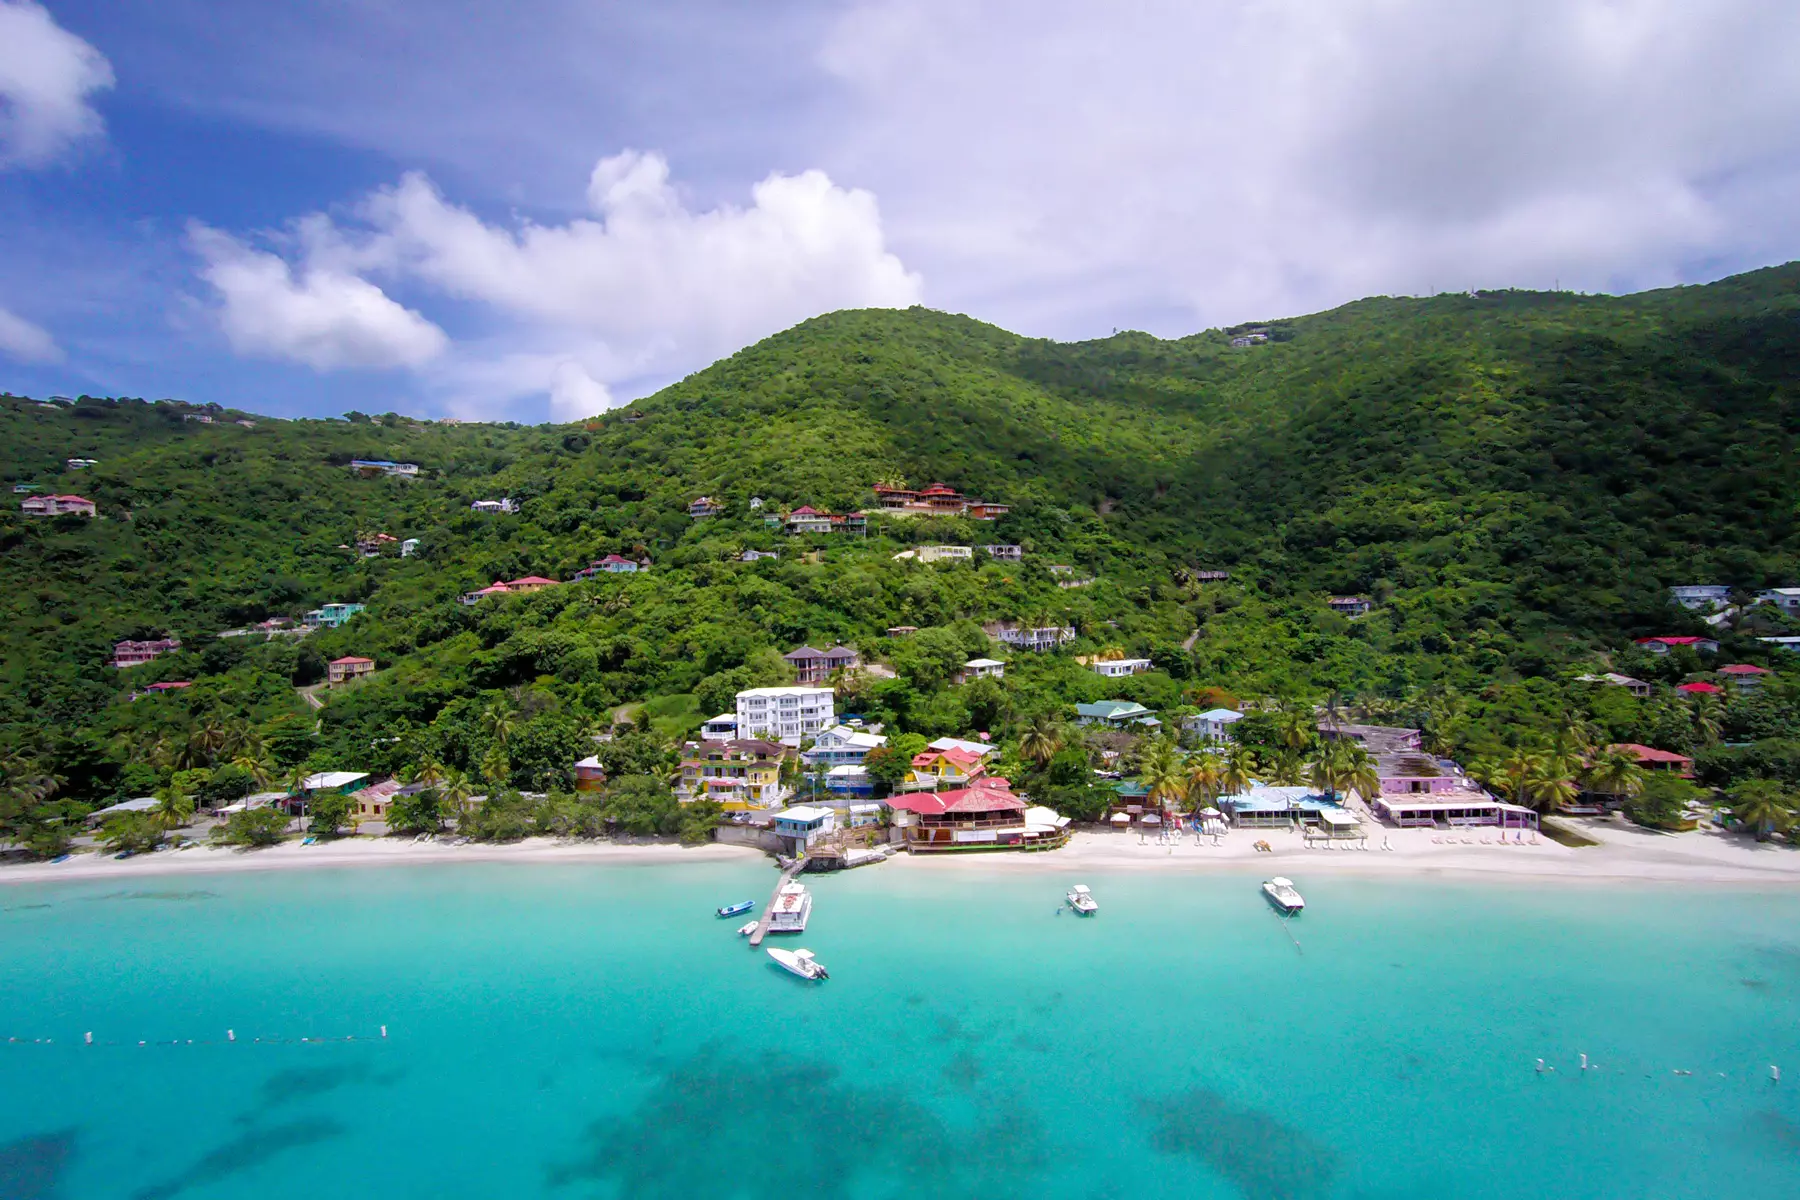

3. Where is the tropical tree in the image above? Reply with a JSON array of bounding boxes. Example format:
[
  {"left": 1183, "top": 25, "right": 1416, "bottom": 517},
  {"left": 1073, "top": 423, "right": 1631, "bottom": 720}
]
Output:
[
  {"left": 1273, "top": 707, "right": 1315, "bottom": 753},
  {"left": 1219, "top": 746, "right": 1260, "bottom": 798},
  {"left": 479, "top": 743, "right": 511, "bottom": 789},
  {"left": 1525, "top": 760, "right": 1579, "bottom": 816},
  {"left": 481, "top": 703, "right": 517, "bottom": 751},
  {"left": 1584, "top": 748, "right": 1645, "bottom": 805},
  {"left": 1139, "top": 739, "right": 1186, "bottom": 817},
  {"left": 440, "top": 769, "right": 476, "bottom": 827},
  {"left": 1182, "top": 749, "right": 1223, "bottom": 810},
  {"left": 153, "top": 783, "right": 194, "bottom": 831},
  {"left": 230, "top": 749, "right": 276, "bottom": 791},
  {"left": 1018, "top": 714, "right": 1066, "bottom": 770},
  {"left": 1728, "top": 778, "right": 1794, "bottom": 842},
  {"left": 1689, "top": 694, "right": 1724, "bottom": 746},
  {"left": 1268, "top": 748, "right": 1306, "bottom": 786},
  {"left": 1499, "top": 749, "right": 1546, "bottom": 809}
]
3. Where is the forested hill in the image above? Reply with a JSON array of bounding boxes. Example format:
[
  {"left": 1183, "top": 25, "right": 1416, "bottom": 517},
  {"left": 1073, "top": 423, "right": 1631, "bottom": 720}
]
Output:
[{"left": 3, "top": 263, "right": 1799, "bottom": 811}]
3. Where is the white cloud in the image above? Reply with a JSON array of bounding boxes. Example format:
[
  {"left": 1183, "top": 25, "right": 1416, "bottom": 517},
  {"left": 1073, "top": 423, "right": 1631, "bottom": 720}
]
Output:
[
  {"left": 194, "top": 151, "right": 920, "bottom": 417},
  {"left": 0, "top": 0, "right": 113, "bottom": 167},
  {"left": 815, "top": 0, "right": 1800, "bottom": 331},
  {"left": 188, "top": 224, "right": 449, "bottom": 371},
  {"left": 0, "top": 303, "right": 61, "bottom": 362}
]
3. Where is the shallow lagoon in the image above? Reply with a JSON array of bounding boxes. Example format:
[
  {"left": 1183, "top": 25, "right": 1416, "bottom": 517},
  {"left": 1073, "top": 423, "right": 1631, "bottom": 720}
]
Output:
[{"left": 2, "top": 864, "right": 1798, "bottom": 1199}]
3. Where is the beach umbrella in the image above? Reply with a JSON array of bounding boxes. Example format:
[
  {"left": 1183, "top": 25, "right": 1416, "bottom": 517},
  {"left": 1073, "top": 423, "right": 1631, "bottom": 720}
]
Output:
[
  {"left": 1110, "top": 812, "right": 1130, "bottom": 825},
  {"left": 1200, "top": 807, "right": 1222, "bottom": 817},
  {"left": 1142, "top": 814, "right": 1162, "bottom": 825}
]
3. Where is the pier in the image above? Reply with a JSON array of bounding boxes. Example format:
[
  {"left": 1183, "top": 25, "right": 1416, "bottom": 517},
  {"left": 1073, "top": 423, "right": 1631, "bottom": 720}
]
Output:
[{"left": 747, "top": 859, "right": 805, "bottom": 947}]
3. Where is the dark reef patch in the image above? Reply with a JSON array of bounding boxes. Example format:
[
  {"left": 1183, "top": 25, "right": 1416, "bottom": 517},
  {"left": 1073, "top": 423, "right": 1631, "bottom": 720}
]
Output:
[
  {"left": 0, "top": 1130, "right": 76, "bottom": 1199},
  {"left": 132, "top": 1119, "right": 345, "bottom": 1200},
  {"left": 1143, "top": 1086, "right": 1339, "bottom": 1200},
  {"left": 254, "top": 1061, "right": 402, "bottom": 1109}
]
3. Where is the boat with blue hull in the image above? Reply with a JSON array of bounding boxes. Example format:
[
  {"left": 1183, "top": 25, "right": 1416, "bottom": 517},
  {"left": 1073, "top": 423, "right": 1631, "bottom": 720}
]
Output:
[{"left": 716, "top": 900, "right": 755, "bottom": 918}]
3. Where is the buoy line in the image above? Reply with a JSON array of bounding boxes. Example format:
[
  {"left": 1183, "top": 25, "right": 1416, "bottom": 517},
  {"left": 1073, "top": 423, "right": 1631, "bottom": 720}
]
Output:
[{"left": 9, "top": 1025, "right": 389, "bottom": 1047}]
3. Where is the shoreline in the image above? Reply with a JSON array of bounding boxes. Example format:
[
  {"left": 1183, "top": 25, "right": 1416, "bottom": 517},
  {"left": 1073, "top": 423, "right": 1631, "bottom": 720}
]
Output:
[{"left": 4, "top": 820, "right": 1798, "bottom": 889}]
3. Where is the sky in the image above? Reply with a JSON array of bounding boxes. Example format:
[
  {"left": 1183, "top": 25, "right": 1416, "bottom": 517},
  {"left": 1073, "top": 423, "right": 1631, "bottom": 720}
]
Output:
[{"left": 2, "top": 1, "right": 1799, "bottom": 423}]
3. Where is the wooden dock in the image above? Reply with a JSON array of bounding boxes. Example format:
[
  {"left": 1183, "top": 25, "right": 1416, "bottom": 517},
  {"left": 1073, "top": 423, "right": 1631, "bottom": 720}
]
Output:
[{"left": 747, "top": 860, "right": 804, "bottom": 947}]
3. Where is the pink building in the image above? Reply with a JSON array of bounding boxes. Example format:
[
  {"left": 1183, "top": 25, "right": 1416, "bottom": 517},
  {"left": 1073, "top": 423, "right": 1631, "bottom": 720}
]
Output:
[
  {"left": 112, "top": 638, "right": 182, "bottom": 669},
  {"left": 21, "top": 494, "right": 96, "bottom": 517}
]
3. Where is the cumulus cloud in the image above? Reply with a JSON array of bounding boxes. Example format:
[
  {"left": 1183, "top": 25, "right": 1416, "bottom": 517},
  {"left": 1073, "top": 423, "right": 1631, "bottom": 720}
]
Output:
[
  {"left": 195, "top": 151, "right": 920, "bottom": 416},
  {"left": 0, "top": 0, "right": 113, "bottom": 167},
  {"left": 188, "top": 224, "right": 449, "bottom": 370},
  {"left": 815, "top": 0, "right": 1800, "bottom": 331},
  {"left": 0, "top": 303, "right": 61, "bottom": 362}
]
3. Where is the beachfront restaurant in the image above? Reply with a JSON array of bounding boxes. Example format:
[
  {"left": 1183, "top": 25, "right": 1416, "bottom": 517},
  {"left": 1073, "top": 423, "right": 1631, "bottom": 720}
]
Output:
[
  {"left": 1370, "top": 791, "right": 1538, "bottom": 830},
  {"left": 1223, "top": 785, "right": 1314, "bottom": 827},
  {"left": 885, "top": 781, "right": 1070, "bottom": 852}
]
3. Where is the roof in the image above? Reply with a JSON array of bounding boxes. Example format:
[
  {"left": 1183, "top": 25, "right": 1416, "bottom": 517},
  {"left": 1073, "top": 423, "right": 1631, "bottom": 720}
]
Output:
[
  {"left": 912, "top": 746, "right": 984, "bottom": 769},
  {"left": 736, "top": 686, "right": 833, "bottom": 699},
  {"left": 1676, "top": 681, "right": 1723, "bottom": 693},
  {"left": 329, "top": 656, "right": 374, "bottom": 665},
  {"left": 1718, "top": 663, "right": 1771, "bottom": 675},
  {"left": 507, "top": 576, "right": 560, "bottom": 586},
  {"left": 574, "top": 756, "right": 603, "bottom": 769},
  {"left": 92, "top": 797, "right": 160, "bottom": 816},
  {"left": 1076, "top": 700, "right": 1151, "bottom": 719},
  {"left": 887, "top": 783, "right": 1025, "bottom": 816},
  {"left": 1609, "top": 743, "right": 1695, "bottom": 765},
  {"left": 144, "top": 681, "right": 191, "bottom": 691},
  {"left": 963, "top": 658, "right": 1005, "bottom": 668},
  {"left": 301, "top": 771, "right": 369, "bottom": 789},
  {"left": 1194, "top": 708, "right": 1243, "bottom": 721},
  {"left": 928, "top": 737, "right": 997, "bottom": 757},
  {"left": 826, "top": 765, "right": 869, "bottom": 778},
  {"left": 1636, "top": 636, "right": 1714, "bottom": 645},
  {"left": 597, "top": 554, "right": 637, "bottom": 565},
  {"left": 784, "top": 646, "right": 828, "bottom": 660},
  {"left": 774, "top": 805, "right": 833, "bottom": 823}
]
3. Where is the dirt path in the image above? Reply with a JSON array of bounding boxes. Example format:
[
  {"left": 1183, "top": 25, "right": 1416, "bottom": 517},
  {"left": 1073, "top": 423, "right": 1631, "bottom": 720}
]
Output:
[{"left": 296, "top": 684, "right": 325, "bottom": 711}]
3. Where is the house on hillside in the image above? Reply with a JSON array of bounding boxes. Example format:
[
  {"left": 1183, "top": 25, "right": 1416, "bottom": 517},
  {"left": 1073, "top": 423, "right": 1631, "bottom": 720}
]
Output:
[
  {"left": 981, "top": 544, "right": 1023, "bottom": 561},
  {"left": 1075, "top": 700, "right": 1158, "bottom": 729},
  {"left": 700, "top": 714, "right": 738, "bottom": 741},
  {"left": 1183, "top": 708, "right": 1244, "bottom": 742},
  {"left": 1318, "top": 723, "right": 1422, "bottom": 753},
  {"left": 885, "top": 778, "right": 1068, "bottom": 851},
  {"left": 327, "top": 656, "right": 375, "bottom": 686},
  {"left": 1088, "top": 657, "right": 1152, "bottom": 678},
  {"left": 1609, "top": 743, "right": 1695, "bottom": 774},
  {"left": 112, "top": 638, "right": 182, "bottom": 669},
  {"left": 1670, "top": 585, "right": 1731, "bottom": 611},
  {"left": 1327, "top": 596, "right": 1372, "bottom": 617},
  {"left": 955, "top": 658, "right": 1005, "bottom": 684},
  {"left": 900, "top": 747, "right": 989, "bottom": 792},
  {"left": 65, "top": 458, "right": 98, "bottom": 470},
  {"left": 1718, "top": 664, "right": 1771, "bottom": 692},
  {"left": 1230, "top": 333, "right": 1269, "bottom": 347},
  {"left": 689, "top": 496, "right": 722, "bottom": 518},
  {"left": 400, "top": 538, "right": 420, "bottom": 557},
  {"left": 886, "top": 625, "right": 919, "bottom": 637},
  {"left": 21, "top": 494, "right": 96, "bottom": 517},
  {"left": 784, "top": 506, "right": 869, "bottom": 535},
  {"left": 740, "top": 549, "right": 780, "bottom": 562},
  {"left": 1676, "top": 680, "right": 1724, "bottom": 696},
  {"left": 470, "top": 498, "right": 517, "bottom": 514},
  {"left": 784, "top": 645, "right": 861, "bottom": 684},
  {"left": 572, "top": 554, "right": 643, "bottom": 580},
  {"left": 349, "top": 460, "right": 419, "bottom": 478},
  {"left": 801, "top": 725, "right": 887, "bottom": 768},
  {"left": 1758, "top": 587, "right": 1800, "bottom": 614},
  {"left": 991, "top": 623, "right": 1075, "bottom": 652},
  {"left": 680, "top": 739, "right": 790, "bottom": 809},
  {"left": 1635, "top": 636, "right": 1720, "bottom": 655},
  {"left": 1576, "top": 672, "right": 1651, "bottom": 698},
  {"left": 304, "top": 602, "right": 365, "bottom": 629},
  {"left": 871, "top": 483, "right": 1009, "bottom": 520},
  {"left": 457, "top": 576, "right": 558, "bottom": 604},
  {"left": 735, "top": 686, "right": 835, "bottom": 743},
  {"left": 916, "top": 545, "right": 973, "bottom": 563}
]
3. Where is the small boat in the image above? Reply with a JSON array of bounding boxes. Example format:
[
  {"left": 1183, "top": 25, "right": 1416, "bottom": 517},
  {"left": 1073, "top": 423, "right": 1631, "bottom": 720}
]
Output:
[
  {"left": 1066, "top": 884, "right": 1098, "bottom": 915},
  {"left": 1262, "top": 877, "right": 1305, "bottom": 914},
  {"left": 735, "top": 921, "right": 758, "bottom": 937},
  {"left": 301, "top": 836, "right": 317, "bottom": 846},
  {"left": 766, "top": 882, "right": 813, "bottom": 933},
  {"left": 716, "top": 899, "right": 755, "bottom": 918},
  {"left": 767, "top": 947, "right": 829, "bottom": 981}
]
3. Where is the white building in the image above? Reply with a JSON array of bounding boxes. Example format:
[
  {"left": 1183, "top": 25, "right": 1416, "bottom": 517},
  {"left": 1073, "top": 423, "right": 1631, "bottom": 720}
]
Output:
[
  {"left": 981, "top": 544, "right": 1023, "bottom": 561},
  {"left": 916, "top": 545, "right": 974, "bottom": 563},
  {"left": 400, "top": 538, "right": 420, "bottom": 557},
  {"left": 996, "top": 625, "right": 1075, "bottom": 652},
  {"left": 801, "top": 725, "right": 887, "bottom": 768},
  {"left": 1183, "top": 708, "right": 1244, "bottom": 742},
  {"left": 928, "top": 737, "right": 998, "bottom": 758},
  {"left": 1758, "top": 587, "right": 1800, "bottom": 614},
  {"left": 1670, "top": 585, "right": 1731, "bottom": 610},
  {"left": 470, "top": 499, "right": 517, "bottom": 514},
  {"left": 956, "top": 657, "right": 1005, "bottom": 683},
  {"left": 735, "top": 687, "right": 836, "bottom": 744},
  {"left": 1089, "top": 658, "right": 1152, "bottom": 678},
  {"left": 700, "top": 714, "right": 739, "bottom": 741}
]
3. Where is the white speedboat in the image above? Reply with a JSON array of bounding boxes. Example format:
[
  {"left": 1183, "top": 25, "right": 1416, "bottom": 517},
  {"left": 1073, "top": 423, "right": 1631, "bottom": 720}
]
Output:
[
  {"left": 735, "top": 920, "right": 758, "bottom": 937},
  {"left": 1262, "top": 877, "right": 1304, "bottom": 914},
  {"left": 766, "top": 882, "right": 812, "bottom": 933},
  {"left": 1066, "top": 884, "right": 1098, "bottom": 915},
  {"left": 768, "top": 947, "right": 829, "bottom": 980}
]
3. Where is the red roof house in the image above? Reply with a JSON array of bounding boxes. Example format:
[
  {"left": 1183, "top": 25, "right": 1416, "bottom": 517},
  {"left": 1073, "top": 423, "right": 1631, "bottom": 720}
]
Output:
[
  {"left": 1635, "top": 636, "right": 1720, "bottom": 654},
  {"left": 1608, "top": 743, "right": 1695, "bottom": 773},
  {"left": 327, "top": 655, "right": 376, "bottom": 686},
  {"left": 1675, "top": 681, "right": 1723, "bottom": 695}
]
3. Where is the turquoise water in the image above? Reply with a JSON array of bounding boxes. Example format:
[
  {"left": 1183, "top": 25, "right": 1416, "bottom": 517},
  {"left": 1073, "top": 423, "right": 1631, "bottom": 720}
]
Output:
[{"left": 2, "top": 863, "right": 1799, "bottom": 1199}]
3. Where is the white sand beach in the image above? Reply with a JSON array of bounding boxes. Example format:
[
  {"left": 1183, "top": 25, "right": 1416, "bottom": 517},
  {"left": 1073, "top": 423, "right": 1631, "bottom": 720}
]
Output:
[{"left": 4, "top": 819, "right": 1798, "bottom": 887}]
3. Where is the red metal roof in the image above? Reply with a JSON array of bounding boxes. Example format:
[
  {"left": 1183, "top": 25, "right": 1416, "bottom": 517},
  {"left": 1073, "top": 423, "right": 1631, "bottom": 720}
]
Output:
[
  {"left": 1636, "top": 636, "right": 1712, "bottom": 645},
  {"left": 1610, "top": 743, "right": 1695, "bottom": 765},
  {"left": 1676, "top": 681, "right": 1723, "bottom": 693},
  {"left": 330, "top": 656, "right": 374, "bottom": 665},
  {"left": 507, "top": 576, "right": 560, "bottom": 586},
  {"left": 1718, "top": 663, "right": 1770, "bottom": 675}
]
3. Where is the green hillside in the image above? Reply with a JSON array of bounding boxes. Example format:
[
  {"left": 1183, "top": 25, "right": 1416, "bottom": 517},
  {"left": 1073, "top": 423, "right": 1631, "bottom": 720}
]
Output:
[{"left": 4, "top": 264, "right": 1800, "bottom": 835}]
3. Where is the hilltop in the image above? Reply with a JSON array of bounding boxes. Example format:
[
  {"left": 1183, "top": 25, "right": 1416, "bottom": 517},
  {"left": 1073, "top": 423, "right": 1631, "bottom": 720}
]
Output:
[{"left": 2, "top": 264, "right": 1799, "bottom": 819}]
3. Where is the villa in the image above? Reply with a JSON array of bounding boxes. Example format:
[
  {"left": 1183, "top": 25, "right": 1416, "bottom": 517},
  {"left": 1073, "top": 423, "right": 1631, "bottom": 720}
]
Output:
[
  {"left": 1758, "top": 587, "right": 1800, "bottom": 614},
  {"left": 1327, "top": 595, "right": 1372, "bottom": 617},
  {"left": 1609, "top": 743, "right": 1695, "bottom": 775},
  {"left": 304, "top": 602, "right": 365, "bottom": 628},
  {"left": 1075, "top": 700, "right": 1158, "bottom": 729},
  {"left": 928, "top": 737, "right": 998, "bottom": 758},
  {"left": 783, "top": 644, "right": 862, "bottom": 683},
  {"left": 112, "top": 638, "right": 182, "bottom": 669},
  {"left": 886, "top": 625, "right": 919, "bottom": 637},
  {"left": 783, "top": 506, "right": 869, "bottom": 536},
  {"left": 469, "top": 498, "right": 517, "bottom": 514},
  {"left": 688, "top": 496, "right": 722, "bottom": 518},
  {"left": 955, "top": 658, "right": 1005, "bottom": 684},
  {"left": 1635, "top": 636, "right": 1720, "bottom": 655},
  {"left": 735, "top": 686, "right": 835, "bottom": 743},
  {"left": 1183, "top": 708, "right": 1244, "bottom": 742},
  {"left": 327, "top": 656, "right": 375, "bottom": 686},
  {"left": 1671, "top": 585, "right": 1731, "bottom": 610},
  {"left": 885, "top": 779, "right": 1069, "bottom": 852},
  {"left": 1718, "top": 663, "right": 1771, "bottom": 691},
  {"left": 1088, "top": 657, "right": 1152, "bottom": 678},
  {"left": 1319, "top": 723, "right": 1422, "bottom": 753},
  {"left": 740, "top": 549, "right": 780, "bottom": 562},
  {"left": 21, "top": 494, "right": 96, "bottom": 517},
  {"left": 679, "top": 739, "right": 790, "bottom": 810},
  {"left": 65, "top": 458, "right": 98, "bottom": 470},
  {"left": 1577, "top": 672, "right": 1651, "bottom": 698},
  {"left": 400, "top": 538, "right": 420, "bottom": 557},
  {"left": 981, "top": 544, "right": 1023, "bottom": 560},
  {"left": 700, "top": 714, "right": 739, "bottom": 741},
  {"left": 349, "top": 460, "right": 419, "bottom": 478},
  {"left": 572, "top": 554, "right": 643, "bottom": 580},
  {"left": 801, "top": 725, "right": 887, "bottom": 768},
  {"left": 1676, "top": 681, "right": 1724, "bottom": 696},
  {"left": 901, "top": 746, "right": 989, "bottom": 792},
  {"left": 574, "top": 756, "right": 606, "bottom": 792},
  {"left": 871, "top": 483, "right": 1009, "bottom": 520},
  {"left": 915, "top": 545, "right": 973, "bottom": 563},
  {"left": 457, "top": 576, "right": 560, "bottom": 604},
  {"left": 990, "top": 623, "right": 1075, "bottom": 652}
]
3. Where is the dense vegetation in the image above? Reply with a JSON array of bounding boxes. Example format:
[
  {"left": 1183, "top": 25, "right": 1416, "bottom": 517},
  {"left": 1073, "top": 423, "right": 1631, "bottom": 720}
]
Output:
[{"left": 4, "top": 263, "right": 1800, "bottom": 848}]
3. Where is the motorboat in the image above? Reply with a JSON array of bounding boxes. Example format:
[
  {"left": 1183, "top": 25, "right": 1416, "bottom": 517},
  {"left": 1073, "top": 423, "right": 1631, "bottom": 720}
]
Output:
[
  {"left": 1262, "top": 877, "right": 1304, "bottom": 914},
  {"left": 1066, "top": 884, "right": 1098, "bottom": 915},
  {"left": 735, "top": 920, "right": 759, "bottom": 937},
  {"left": 767, "top": 947, "right": 829, "bottom": 981},
  {"left": 766, "top": 882, "right": 813, "bottom": 933},
  {"left": 716, "top": 899, "right": 755, "bottom": 918}
]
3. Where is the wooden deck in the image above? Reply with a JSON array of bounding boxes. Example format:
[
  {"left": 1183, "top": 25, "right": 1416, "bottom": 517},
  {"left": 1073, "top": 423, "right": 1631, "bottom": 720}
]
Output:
[{"left": 747, "top": 860, "right": 804, "bottom": 947}]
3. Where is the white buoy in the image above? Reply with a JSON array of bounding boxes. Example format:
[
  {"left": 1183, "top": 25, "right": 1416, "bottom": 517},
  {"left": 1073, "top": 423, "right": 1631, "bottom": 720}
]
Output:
[
  {"left": 1773, "top": 1065, "right": 1781, "bottom": 1085},
  {"left": 84, "top": 1032, "right": 92, "bottom": 1045},
  {"left": 380, "top": 1025, "right": 388, "bottom": 1039},
  {"left": 1580, "top": 1053, "right": 1589, "bottom": 1071},
  {"left": 227, "top": 1029, "right": 235, "bottom": 1042},
  {"left": 1536, "top": 1058, "right": 1545, "bottom": 1074}
]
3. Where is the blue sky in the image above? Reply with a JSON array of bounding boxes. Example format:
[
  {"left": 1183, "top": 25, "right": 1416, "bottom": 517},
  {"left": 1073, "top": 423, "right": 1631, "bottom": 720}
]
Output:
[{"left": 3, "top": 0, "right": 1800, "bottom": 423}]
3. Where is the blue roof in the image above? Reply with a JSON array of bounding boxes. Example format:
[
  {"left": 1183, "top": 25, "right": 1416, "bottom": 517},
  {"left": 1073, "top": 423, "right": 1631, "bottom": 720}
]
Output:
[{"left": 1113, "top": 780, "right": 1150, "bottom": 798}]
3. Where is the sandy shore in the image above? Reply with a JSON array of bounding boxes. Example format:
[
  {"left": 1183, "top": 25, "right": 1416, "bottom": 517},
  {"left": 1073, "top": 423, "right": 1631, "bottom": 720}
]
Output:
[{"left": 4, "top": 820, "right": 1798, "bottom": 888}]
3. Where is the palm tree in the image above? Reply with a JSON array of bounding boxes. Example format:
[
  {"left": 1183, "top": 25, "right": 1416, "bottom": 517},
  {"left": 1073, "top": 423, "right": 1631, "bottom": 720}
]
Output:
[
  {"left": 440, "top": 769, "right": 475, "bottom": 827},
  {"left": 1219, "top": 746, "right": 1259, "bottom": 799},
  {"left": 1139, "top": 739, "right": 1186, "bottom": 818},
  {"left": 1268, "top": 748, "right": 1306, "bottom": 786},
  {"left": 481, "top": 703, "right": 516, "bottom": 748},
  {"left": 1273, "top": 707, "right": 1315, "bottom": 753},
  {"left": 1018, "top": 714, "right": 1065, "bottom": 769},
  {"left": 1345, "top": 757, "right": 1381, "bottom": 807},
  {"left": 231, "top": 750, "right": 276, "bottom": 791},
  {"left": 1182, "top": 750, "right": 1223, "bottom": 810},
  {"left": 414, "top": 757, "right": 447, "bottom": 789},
  {"left": 1728, "top": 779, "right": 1793, "bottom": 841},
  {"left": 1465, "top": 757, "right": 1503, "bottom": 794},
  {"left": 1689, "top": 694, "right": 1724, "bottom": 746},
  {"left": 1499, "top": 749, "right": 1546, "bottom": 810},
  {"left": 153, "top": 784, "right": 194, "bottom": 831},
  {"left": 1584, "top": 748, "right": 1645, "bottom": 805},
  {"left": 1526, "top": 767, "right": 1579, "bottom": 817}
]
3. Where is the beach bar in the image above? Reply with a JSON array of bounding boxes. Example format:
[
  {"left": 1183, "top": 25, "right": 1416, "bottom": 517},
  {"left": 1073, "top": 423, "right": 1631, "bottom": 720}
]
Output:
[{"left": 1370, "top": 792, "right": 1538, "bottom": 829}]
